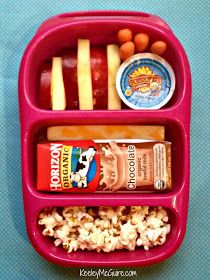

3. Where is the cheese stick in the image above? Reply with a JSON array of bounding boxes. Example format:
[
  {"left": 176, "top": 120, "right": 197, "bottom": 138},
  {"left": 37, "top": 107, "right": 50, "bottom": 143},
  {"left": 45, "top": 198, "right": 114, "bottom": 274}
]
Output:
[{"left": 47, "top": 125, "right": 165, "bottom": 141}]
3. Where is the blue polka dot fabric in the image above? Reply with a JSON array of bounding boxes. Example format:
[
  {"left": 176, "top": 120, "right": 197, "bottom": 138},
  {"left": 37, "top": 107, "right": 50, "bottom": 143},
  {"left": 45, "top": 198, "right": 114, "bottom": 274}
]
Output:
[{"left": 1, "top": 0, "right": 210, "bottom": 279}]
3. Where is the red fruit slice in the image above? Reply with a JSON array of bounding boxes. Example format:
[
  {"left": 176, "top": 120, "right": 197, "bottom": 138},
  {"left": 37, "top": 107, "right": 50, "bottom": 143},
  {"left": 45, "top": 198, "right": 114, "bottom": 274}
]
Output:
[
  {"left": 40, "top": 46, "right": 110, "bottom": 110},
  {"left": 39, "top": 61, "right": 52, "bottom": 109},
  {"left": 62, "top": 50, "right": 79, "bottom": 110},
  {"left": 90, "top": 47, "right": 108, "bottom": 109}
]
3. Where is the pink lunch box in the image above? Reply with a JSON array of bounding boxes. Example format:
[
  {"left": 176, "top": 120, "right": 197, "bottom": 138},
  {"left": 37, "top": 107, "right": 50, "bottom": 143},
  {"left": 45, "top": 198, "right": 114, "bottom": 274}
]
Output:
[{"left": 18, "top": 10, "right": 191, "bottom": 267}]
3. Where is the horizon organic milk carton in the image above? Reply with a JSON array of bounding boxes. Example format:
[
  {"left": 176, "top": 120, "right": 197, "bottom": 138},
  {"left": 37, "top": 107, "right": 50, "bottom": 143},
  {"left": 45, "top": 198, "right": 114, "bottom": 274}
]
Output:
[{"left": 37, "top": 140, "right": 172, "bottom": 192}]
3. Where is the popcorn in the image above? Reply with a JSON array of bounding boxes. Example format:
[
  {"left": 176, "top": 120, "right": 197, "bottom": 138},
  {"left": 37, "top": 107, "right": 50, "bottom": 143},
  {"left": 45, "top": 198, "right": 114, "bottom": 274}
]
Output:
[
  {"left": 116, "top": 206, "right": 127, "bottom": 219},
  {"left": 54, "top": 239, "right": 62, "bottom": 247},
  {"left": 42, "top": 227, "right": 54, "bottom": 237},
  {"left": 136, "top": 238, "right": 143, "bottom": 246},
  {"left": 38, "top": 206, "right": 171, "bottom": 253},
  {"left": 87, "top": 208, "right": 98, "bottom": 218},
  {"left": 156, "top": 207, "right": 168, "bottom": 219},
  {"left": 103, "top": 236, "right": 119, "bottom": 252},
  {"left": 98, "top": 207, "right": 115, "bottom": 220},
  {"left": 147, "top": 228, "right": 162, "bottom": 242},
  {"left": 38, "top": 208, "right": 63, "bottom": 228},
  {"left": 89, "top": 229, "right": 102, "bottom": 245},
  {"left": 146, "top": 216, "right": 164, "bottom": 229},
  {"left": 131, "top": 206, "right": 149, "bottom": 216},
  {"left": 83, "top": 222, "right": 94, "bottom": 231},
  {"left": 120, "top": 221, "right": 137, "bottom": 245},
  {"left": 136, "top": 220, "right": 147, "bottom": 233},
  {"left": 63, "top": 238, "right": 79, "bottom": 252},
  {"left": 77, "top": 228, "right": 90, "bottom": 241},
  {"left": 53, "top": 224, "right": 72, "bottom": 242},
  {"left": 126, "top": 239, "right": 137, "bottom": 251},
  {"left": 62, "top": 207, "right": 76, "bottom": 218},
  {"left": 94, "top": 219, "right": 110, "bottom": 230},
  {"left": 110, "top": 214, "right": 118, "bottom": 225},
  {"left": 77, "top": 211, "right": 94, "bottom": 222}
]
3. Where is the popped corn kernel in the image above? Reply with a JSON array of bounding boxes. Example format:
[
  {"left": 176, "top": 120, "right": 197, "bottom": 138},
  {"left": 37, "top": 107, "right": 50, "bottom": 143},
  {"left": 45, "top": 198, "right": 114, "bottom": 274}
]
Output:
[
  {"left": 42, "top": 227, "right": 54, "bottom": 237},
  {"left": 146, "top": 216, "right": 164, "bottom": 229},
  {"left": 136, "top": 238, "right": 143, "bottom": 246},
  {"left": 98, "top": 207, "right": 115, "bottom": 220},
  {"left": 38, "top": 206, "right": 170, "bottom": 253},
  {"left": 83, "top": 222, "right": 94, "bottom": 231},
  {"left": 63, "top": 238, "right": 78, "bottom": 252},
  {"left": 136, "top": 221, "right": 147, "bottom": 233},
  {"left": 120, "top": 221, "right": 138, "bottom": 245},
  {"left": 53, "top": 224, "right": 71, "bottom": 242}
]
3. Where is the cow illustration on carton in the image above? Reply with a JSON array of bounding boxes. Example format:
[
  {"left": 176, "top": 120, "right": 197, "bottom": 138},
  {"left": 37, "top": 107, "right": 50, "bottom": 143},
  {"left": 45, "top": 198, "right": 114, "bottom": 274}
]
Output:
[{"left": 70, "top": 146, "right": 96, "bottom": 188}]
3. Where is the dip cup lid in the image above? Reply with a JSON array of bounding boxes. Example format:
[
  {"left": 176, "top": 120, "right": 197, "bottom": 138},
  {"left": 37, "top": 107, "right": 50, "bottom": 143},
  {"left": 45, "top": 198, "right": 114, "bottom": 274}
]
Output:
[{"left": 116, "top": 53, "right": 176, "bottom": 110}]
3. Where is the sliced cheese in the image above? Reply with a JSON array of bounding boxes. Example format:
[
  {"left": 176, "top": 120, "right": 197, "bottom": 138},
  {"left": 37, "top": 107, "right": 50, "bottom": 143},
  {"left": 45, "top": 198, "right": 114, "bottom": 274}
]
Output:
[
  {"left": 77, "top": 39, "right": 93, "bottom": 110},
  {"left": 47, "top": 125, "right": 165, "bottom": 141},
  {"left": 107, "top": 45, "right": 121, "bottom": 110},
  {"left": 51, "top": 57, "right": 66, "bottom": 110}
]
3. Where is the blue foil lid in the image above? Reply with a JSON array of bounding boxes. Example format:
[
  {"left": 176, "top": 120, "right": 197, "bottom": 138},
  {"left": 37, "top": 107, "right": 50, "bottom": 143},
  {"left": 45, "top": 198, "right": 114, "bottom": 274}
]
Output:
[{"left": 116, "top": 53, "right": 176, "bottom": 109}]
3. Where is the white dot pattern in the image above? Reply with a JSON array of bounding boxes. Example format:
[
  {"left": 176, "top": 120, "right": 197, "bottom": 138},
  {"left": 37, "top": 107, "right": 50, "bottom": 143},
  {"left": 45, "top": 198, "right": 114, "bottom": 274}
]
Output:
[{"left": 0, "top": 0, "right": 210, "bottom": 279}]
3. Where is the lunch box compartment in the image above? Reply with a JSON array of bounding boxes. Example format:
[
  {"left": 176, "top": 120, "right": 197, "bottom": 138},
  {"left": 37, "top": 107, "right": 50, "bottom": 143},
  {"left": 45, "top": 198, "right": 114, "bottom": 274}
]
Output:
[
  {"left": 31, "top": 206, "right": 178, "bottom": 266},
  {"left": 25, "top": 119, "right": 185, "bottom": 195},
  {"left": 21, "top": 19, "right": 188, "bottom": 110}
]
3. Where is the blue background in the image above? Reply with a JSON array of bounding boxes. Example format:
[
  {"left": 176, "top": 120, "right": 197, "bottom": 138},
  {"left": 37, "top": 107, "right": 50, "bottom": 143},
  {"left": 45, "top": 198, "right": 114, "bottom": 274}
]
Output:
[{"left": 0, "top": 0, "right": 209, "bottom": 279}]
